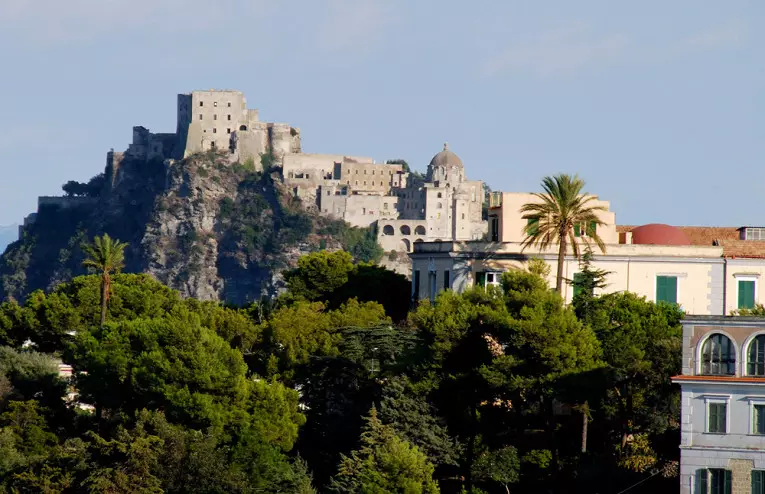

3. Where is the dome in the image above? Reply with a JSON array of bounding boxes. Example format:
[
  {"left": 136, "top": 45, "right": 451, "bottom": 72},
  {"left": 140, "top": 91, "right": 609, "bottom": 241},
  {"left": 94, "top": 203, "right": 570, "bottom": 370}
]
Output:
[
  {"left": 631, "top": 223, "right": 691, "bottom": 246},
  {"left": 429, "top": 143, "right": 463, "bottom": 169}
]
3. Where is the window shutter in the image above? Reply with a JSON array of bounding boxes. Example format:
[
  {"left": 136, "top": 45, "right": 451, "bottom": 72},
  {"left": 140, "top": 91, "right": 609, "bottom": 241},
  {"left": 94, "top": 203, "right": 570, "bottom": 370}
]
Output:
[
  {"left": 697, "top": 469, "right": 708, "bottom": 494},
  {"left": 656, "top": 276, "right": 665, "bottom": 302},
  {"left": 587, "top": 220, "right": 597, "bottom": 237},
  {"left": 574, "top": 223, "right": 581, "bottom": 237},
  {"left": 476, "top": 272, "right": 486, "bottom": 287},
  {"left": 739, "top": 280, "right": 756, "bottom": 309},
  {"left": 753, "top": 470, "right": 764, "bottom": 494},
  {"left": 573, "top": 273, "right": 585, "bottom": 298},
  {"left": 724, "top": 469, "right": 732, "bottom": 494},
  {"left": 709, "top": 403, "right": 718, "bottom": 432},
  {"left": 667, "top": 276, "right": 677, "bottom": 304},
  {"left": 527, "top": 217, "right": 539, "bottom": 236}
]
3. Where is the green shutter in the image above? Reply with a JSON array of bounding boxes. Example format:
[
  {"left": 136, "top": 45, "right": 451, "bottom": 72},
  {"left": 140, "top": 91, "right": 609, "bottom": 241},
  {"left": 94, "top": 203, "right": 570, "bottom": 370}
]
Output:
[
  {"left": 573, "top": 273, "right": 585, "bottom": 298},
  {"left": 587, "top": 220, "right": 597, "bottom": 237},
  {"left": 574, "top": 223, "right": 581, "bottom": 237},
  {"left": 697, "top": 469, "right": 708, "bottom": 494},
  {"left": 738, "top": 280, "right": 756, "bottom": 309},
  {"left": 724, "top": 469, "right": 732, "bottom": 494},
  {"left": 476, "top": 272, "right": 486, "bottom": 287},
  {"left": 527, "top": 217, "right": 539, "bottom": 236},
  {"left": 754, "top": 470, "right": 765, "bottom": 494},
  {"left": 656, "top": 276, "right": 678, "bottom": 304},
  {"left": 709, "top": 403, "right": 718, "bottom": 432}
]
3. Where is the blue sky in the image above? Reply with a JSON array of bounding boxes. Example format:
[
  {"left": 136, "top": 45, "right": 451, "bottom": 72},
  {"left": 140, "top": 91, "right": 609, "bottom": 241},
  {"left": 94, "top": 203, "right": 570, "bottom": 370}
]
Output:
[{"left": 0, "top": 1, "right": 763, "bottom": 227}]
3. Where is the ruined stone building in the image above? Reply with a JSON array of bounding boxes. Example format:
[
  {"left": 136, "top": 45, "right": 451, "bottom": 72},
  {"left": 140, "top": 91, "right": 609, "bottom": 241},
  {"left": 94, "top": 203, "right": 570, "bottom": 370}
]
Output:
[
  {"left": 107, "top": 89, "right": 302, "bottom": 180},
  {"left": 282, "top": 144, "right": 487, "bottom": 252}
]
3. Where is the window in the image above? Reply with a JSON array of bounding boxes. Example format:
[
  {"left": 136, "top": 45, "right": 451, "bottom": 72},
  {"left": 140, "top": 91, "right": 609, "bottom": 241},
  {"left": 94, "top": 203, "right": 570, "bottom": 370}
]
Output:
[
  {"left": 227, "top": 128, "right": 231, "bottom": 134},
  {"left": 744, "top": 227, "right": 765, "bottom": 240},
  {"left": 749, "top": 336, "right": 765, "bottom": 376},
  {"left": 754, "top": 404, "right": 765, "bottom": 434},
  {"left": 573, "top": 272, "right": 587, "bottom": 298},
  {"left": 227, "top": 115, "right": 231, "bottom": 120},
  {"left": 574, "top": 221, "right": 597, "bottom": 238},
  {"left": 227, "top": 102, "right": 231, "bottom": 107},
  {"left": 383, "top": 203, "right": 388, "bottom": 209},
  {"left": 754, "top": 470, "right": 765, "bottom": 494},
  {"left": 444, "top": 270, "right": 451, "bottom": 290},
  {"left": 697, "top": 468, "right": 732, "bottom": 494},
  {"left": 213, "top": 128, "right": 217, "bottom": 133},
  {"left": 214, "top": 114, "right": 217, "bottom": 120},
  {"left": 199, "top": 101, "right": 203, "bottom": 107},
  {"left": 738, "top": 278, "right": 757, "bottom": 309},
  {"left": 656, "top": 276, "right": 677, "bottom": 304},
  {"left": 437, "top": 192, "right": 442, "bottom": 198},
  {"left": 527, "top": 217, "right": 539, "bottom": 236},
  {"left": 707, "top": 402, "right": 727, "bottom": 433},
  {"left": 429, "top": 272, "right": 437, "bottom": 302},
  {"left": 438, "top": 202, "right": 442, "bottom": 209},
  {"left": 199, "top": 114, "right": 203, "bottom": 120},
  {"left": 701, "top": 334, "right": 736, "bottom": 375},
  {"left": 476, "top": 272, "right": 502, "bottom": 290}
]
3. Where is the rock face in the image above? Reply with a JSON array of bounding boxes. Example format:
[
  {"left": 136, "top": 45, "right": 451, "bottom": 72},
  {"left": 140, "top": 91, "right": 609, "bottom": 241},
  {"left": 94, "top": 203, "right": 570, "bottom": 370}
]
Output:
[{"left": 0, "top": 151, "right": 373, "bottom": 305}]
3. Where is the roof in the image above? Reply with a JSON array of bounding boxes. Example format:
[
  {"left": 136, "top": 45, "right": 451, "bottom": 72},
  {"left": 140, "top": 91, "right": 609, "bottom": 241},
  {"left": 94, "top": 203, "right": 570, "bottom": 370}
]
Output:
[
  {"left": 631, "top": 223, "right": 691, "bottom": 246},
  {"left": 672, "top": 375, "right": 765, "bottom": 384},
  {"left": 429, "top": 143, "right": 463, "bottom": 169},
  {"left": 618, "top": 225, "right": 765, "bottom": 259}
]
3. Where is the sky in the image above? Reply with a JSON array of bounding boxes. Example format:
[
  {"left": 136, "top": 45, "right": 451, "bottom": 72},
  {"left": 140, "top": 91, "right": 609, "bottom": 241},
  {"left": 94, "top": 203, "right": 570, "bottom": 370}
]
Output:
[{"left": 0, "top": 1, "right": 763, "bottom": 227}]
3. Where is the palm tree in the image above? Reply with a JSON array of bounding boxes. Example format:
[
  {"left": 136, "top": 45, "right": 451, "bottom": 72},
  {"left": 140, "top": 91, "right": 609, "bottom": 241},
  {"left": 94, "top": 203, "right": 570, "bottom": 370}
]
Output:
[
  {"left": 520, "top": 174, "right": 607, "bottom": 293},
  {"left": 82, "top": 234, "right": 127, "bottom": 327}
]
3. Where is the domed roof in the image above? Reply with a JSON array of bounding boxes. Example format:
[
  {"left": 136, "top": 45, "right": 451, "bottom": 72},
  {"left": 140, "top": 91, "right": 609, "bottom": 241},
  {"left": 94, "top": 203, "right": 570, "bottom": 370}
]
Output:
[
  {"left": 631, "top": 223, "right": 691, "bottom": 246},
  {"left": 429, "top": 143, "right": 463, "bottom": 169}
]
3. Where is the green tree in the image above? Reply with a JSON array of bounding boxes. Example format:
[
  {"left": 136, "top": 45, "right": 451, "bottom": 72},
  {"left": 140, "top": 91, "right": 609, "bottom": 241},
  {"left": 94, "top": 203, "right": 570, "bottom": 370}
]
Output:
[
  {"left": 81, "top": 234, "right": 128, "bottom": 327},
  {"left": 472, "top": 446, "right": 519, "bottom": 494},
  {"left": 329, "top": 408, "right": 440, "bottom": 494},
  {"left": 520, "top": 174, "right": 607, "bottom": 293},
  {"left": 570, "top": 248, "right": 611, "bottom": 325},
  {"left": 284, "top": 251, "right": 355, "bottom": 301}
]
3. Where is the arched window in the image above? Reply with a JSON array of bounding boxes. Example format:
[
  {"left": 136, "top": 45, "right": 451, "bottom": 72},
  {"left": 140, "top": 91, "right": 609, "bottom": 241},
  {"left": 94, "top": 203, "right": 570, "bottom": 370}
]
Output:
[
  {"left": 414, "top": 225, "right": 426, "bottom": 235},
  {"left": 701, "top": 334, "right": 736, "bottom": 375},
  {"left": 239, "top": 125, "right": 247, "bottom": 131},
  {"left": 400, "top": 225, "right": 411, "bottom": 235},
  {"left": 748, "top": 335, "right": 765, "bottom": 376},
  {"left": 437, "top": 192, "right": 442, "bottom": 198},
  {"left": 382, "top": 225, "right": 394, "bottom": 236},
  {"left": 437, "top": 202, "right": 443, "bottom": 209}
]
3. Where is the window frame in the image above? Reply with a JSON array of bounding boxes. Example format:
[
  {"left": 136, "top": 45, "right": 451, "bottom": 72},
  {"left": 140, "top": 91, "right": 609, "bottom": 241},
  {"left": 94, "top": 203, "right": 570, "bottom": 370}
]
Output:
[
  {"left": 736, "top": 275, "right": 758, "bottom": 310},
  {"left": 704, "top": 396, "right": 730, "bottom": 434},
  {"left": 753, "top": 470, "right": 765, "bottom": 494},
  {"left": 699, "top": 333, "right": 737, "bottom": 376},
  {"left": 746, "top": 334, "right": 765, "bottom": 376},
  {"left": 749, "top": 398, "right": 765, "bottom": 435}
]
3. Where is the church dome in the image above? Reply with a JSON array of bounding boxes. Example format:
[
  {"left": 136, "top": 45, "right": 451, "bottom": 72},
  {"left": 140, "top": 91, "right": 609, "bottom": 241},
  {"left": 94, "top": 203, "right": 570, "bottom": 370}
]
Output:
[
  {"left": 429, "top": 143, "right": 463, "bottom": 169},
  {"left": 631, "top": 223, "right": 691, "bottom": 246}
]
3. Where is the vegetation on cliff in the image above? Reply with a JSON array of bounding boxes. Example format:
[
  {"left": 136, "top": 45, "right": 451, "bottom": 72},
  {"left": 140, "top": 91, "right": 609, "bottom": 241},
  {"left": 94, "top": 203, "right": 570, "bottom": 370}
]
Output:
[{"left": 0, "top": 151, "right": 381, "bottom": 305}]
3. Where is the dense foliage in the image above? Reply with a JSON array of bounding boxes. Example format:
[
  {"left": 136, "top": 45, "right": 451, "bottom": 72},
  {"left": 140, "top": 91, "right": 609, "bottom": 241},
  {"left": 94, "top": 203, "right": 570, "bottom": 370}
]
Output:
[{"left": 0, "top": 249, "right": 683, "bottom": 493}]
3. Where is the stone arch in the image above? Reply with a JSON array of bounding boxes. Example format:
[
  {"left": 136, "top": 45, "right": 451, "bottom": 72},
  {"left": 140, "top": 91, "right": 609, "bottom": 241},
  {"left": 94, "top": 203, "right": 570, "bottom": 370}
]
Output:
[
  {"left": 697, "top": 332, "right": 738, "bottom": 376},
  {"left": 400, "top": 225, "right": 411, "bottom": 235},
  {"left": 239, "top": 125, "right": 248, "bottom": 131},
  {"left": 437, "top": 192, "right": 443, "bottom": 198},
  {"left": 399, "top": 238, "right": 411, "bottom": 252},
  {"left": 413, "top": 239, "right": 424, "bottom": 248},
  {"left": 414, "top": 225, "right": 426, "bottom": 235},
  {"left": 382, "top": 225, "right": 394, "bottom": 236}
]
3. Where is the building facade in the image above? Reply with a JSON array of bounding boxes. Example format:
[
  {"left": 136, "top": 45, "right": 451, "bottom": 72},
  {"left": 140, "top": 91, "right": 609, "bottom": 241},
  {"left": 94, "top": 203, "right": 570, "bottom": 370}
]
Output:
[
  {"left": 410, "top": 191, "right": 765, "bottom": 315},
  {"left": 673, "top": 316, "right": 765, "bottom": 494},
  {"left": 282, "top": 144, "right": 487, "bottom": 252}
]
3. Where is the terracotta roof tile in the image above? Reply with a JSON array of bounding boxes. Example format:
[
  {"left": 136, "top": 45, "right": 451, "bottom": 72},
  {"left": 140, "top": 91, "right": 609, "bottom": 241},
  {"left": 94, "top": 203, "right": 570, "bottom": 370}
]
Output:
[{"left": 617, "top": 225, "right": 765, "bottom": 259}]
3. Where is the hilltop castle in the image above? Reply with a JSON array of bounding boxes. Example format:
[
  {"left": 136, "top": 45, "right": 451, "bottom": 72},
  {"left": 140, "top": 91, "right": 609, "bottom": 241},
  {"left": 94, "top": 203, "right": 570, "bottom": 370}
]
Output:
[
  {"left": 35, "top": 89, "right": 487, "bottom": 254},
  {"left": 107, "top": 89, "right": 302, "bottom": 176}
]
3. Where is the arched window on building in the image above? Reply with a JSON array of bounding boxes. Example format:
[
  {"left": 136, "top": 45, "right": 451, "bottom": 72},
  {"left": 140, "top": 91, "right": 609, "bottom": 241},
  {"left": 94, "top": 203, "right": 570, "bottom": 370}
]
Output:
[
  {"left": 239, "top": 125, "right": 247, "bottom": 131},
  {"left": 437, "top": 202, "right": 442, "bottom": 209},
  {"left": 414, "top": 225, "right": 426, "bottom": 235},
  {"left": 400, "top": 225, "right": 411, "bottom": 235},
  {"left": 437, "top": 192, "right": 442, "bottom": 198},
  {"left": 701, "top": 333, "right": 736, "bottom": 375},
  {"left": 748, "top": 335, "right": 765, "bottom": 376},
  {"left": 382, "top": 225, "right": 394, "bottom": 236}
]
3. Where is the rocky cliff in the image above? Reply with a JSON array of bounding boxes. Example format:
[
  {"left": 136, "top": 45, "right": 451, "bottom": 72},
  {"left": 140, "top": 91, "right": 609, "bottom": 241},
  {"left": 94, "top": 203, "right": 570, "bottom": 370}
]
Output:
[{"left": 0, "top": 151, "right": 381, "bottom": 305}]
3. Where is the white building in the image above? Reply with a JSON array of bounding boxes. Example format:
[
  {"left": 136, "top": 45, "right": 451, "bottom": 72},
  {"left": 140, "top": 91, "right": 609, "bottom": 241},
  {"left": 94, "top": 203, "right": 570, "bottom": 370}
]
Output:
[{"left": 673, "top": 316, "right": 765, "bottom": 494}]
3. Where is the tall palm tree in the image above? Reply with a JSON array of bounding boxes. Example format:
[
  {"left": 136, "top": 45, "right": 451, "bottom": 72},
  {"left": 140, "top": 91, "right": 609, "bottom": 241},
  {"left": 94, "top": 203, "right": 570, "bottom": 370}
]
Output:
[
  {"left": 82, "top": 234, "right": 127, "bottom": 327},
  {"left": 520, "top": 174, "right": 607, "bottom": 293}
]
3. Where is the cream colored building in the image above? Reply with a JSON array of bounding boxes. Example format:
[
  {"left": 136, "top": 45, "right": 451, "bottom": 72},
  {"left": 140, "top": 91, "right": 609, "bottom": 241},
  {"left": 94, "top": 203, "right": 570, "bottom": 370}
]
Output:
[
  {"left": 282, "top": 144, "right": 487, "bottom": 252},
  {"left": 411, "top": 191, "right": 765, "bottom": 316}
]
